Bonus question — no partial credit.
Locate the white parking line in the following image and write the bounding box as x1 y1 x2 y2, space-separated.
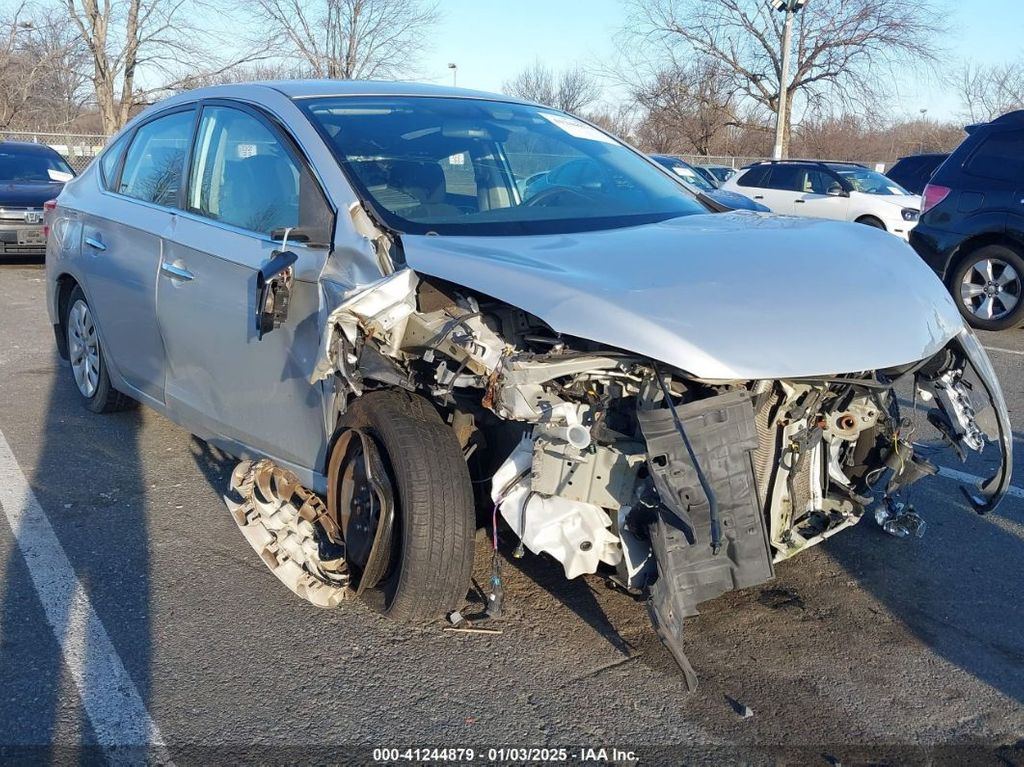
983 345 1024 356
0 430 169 753
936 465 1024 500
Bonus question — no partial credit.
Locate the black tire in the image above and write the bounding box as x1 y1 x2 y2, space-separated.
949 243 1024 331
64 286 134 413
331 390 475 622
856 215 886 230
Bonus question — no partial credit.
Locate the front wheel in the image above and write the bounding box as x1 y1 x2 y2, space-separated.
951 244 1024 331
64 287 133 413
327 391 475 622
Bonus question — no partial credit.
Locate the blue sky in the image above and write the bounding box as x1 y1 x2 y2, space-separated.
414 0 1024 121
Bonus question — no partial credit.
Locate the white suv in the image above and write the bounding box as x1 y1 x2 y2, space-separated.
721 161 922 239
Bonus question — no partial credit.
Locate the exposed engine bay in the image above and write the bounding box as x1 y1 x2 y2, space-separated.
287 265 1014 687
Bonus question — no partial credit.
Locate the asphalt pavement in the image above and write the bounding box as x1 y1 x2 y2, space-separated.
0 260 1022 764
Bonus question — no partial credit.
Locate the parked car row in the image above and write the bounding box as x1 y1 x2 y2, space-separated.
720 160 921 240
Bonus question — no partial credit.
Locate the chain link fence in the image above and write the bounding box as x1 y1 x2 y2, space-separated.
0 130 110 173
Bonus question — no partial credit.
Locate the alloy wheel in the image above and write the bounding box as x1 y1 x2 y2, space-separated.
959 257 1021 321
67 299 100 398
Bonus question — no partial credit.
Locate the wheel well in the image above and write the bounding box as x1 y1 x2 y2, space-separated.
947 234 1024 285
54 274 79 360
855 215 885 229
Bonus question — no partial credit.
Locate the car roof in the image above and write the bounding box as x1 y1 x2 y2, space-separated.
153 80 536 109
0 141 62 155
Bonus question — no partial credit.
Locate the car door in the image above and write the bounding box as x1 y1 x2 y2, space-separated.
156 102 335 474
78 107 196 403
756 165 807 214
793 168 851 221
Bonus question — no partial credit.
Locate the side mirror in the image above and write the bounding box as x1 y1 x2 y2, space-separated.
827 184 847 197
255 250 298 340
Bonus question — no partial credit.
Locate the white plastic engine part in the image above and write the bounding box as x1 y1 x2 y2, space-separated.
491 437 622 579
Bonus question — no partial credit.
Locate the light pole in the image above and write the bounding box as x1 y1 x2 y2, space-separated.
770 0 807 160
448 63 457 87
919 108 928 153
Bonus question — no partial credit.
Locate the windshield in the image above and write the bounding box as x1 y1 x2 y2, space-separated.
300 96 706 235
0 149 74 183
655 158 716 192
831 166 910 196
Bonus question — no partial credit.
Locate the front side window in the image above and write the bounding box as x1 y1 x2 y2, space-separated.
300 96 705 236
187 106 318 236
119 109 195 205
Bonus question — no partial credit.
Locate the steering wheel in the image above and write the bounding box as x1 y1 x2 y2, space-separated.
523 185 598 207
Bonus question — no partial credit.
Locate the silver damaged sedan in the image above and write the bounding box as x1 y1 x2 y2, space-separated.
45 82 1012 688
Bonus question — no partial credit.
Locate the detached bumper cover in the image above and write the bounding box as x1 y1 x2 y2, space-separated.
955 329 1013 513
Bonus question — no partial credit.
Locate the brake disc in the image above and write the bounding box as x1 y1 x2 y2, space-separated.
327 428 396 596
225 459 351 608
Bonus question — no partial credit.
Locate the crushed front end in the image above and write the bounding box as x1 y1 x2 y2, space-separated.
312 268 1012 688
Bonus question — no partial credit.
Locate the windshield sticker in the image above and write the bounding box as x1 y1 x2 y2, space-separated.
48 169 73 183
539 112 616 144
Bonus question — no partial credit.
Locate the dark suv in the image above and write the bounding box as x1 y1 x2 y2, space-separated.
910 111 1024 330
886 153 948 195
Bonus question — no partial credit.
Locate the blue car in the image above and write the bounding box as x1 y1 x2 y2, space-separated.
650 155 768 212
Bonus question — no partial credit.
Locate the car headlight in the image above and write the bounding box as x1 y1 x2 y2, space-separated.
901 208 919 222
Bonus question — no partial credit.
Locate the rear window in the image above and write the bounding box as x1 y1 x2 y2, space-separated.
965 129 1024 183
736 165 770 188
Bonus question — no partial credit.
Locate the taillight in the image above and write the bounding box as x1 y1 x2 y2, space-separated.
920 184 951 216
42 198 57 239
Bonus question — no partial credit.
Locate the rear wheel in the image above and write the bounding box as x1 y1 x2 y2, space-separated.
64 287 133 413
328 390 475 622
951 244 1024 330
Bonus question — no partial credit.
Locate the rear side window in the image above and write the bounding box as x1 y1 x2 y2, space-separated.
736 165 770 187
99 134 130 191
965 129 1024 183
765 165 804 191
118 109 195 206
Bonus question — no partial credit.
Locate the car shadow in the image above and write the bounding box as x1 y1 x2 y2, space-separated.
823 429 1024 704
0 354 154 757
491 527 637 658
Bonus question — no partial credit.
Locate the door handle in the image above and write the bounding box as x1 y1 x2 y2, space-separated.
794 199 805 204
84 236 106 251
753 195 764 199
160 262 194 281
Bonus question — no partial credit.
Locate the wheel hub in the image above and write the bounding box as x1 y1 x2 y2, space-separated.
960 257 1020 321
67 299 100 398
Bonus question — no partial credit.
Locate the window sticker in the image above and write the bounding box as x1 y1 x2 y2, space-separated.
48 169 73 182
538 112 616 144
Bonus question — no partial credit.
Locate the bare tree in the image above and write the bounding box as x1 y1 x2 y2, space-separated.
60 0 251 133
953 60 1024 124
251 0 438 80
0 3 74 129
503 60 602 116
624 0 945 157
631 57 739 154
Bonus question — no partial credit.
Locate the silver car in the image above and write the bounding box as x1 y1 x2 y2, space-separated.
45 81 1012 689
